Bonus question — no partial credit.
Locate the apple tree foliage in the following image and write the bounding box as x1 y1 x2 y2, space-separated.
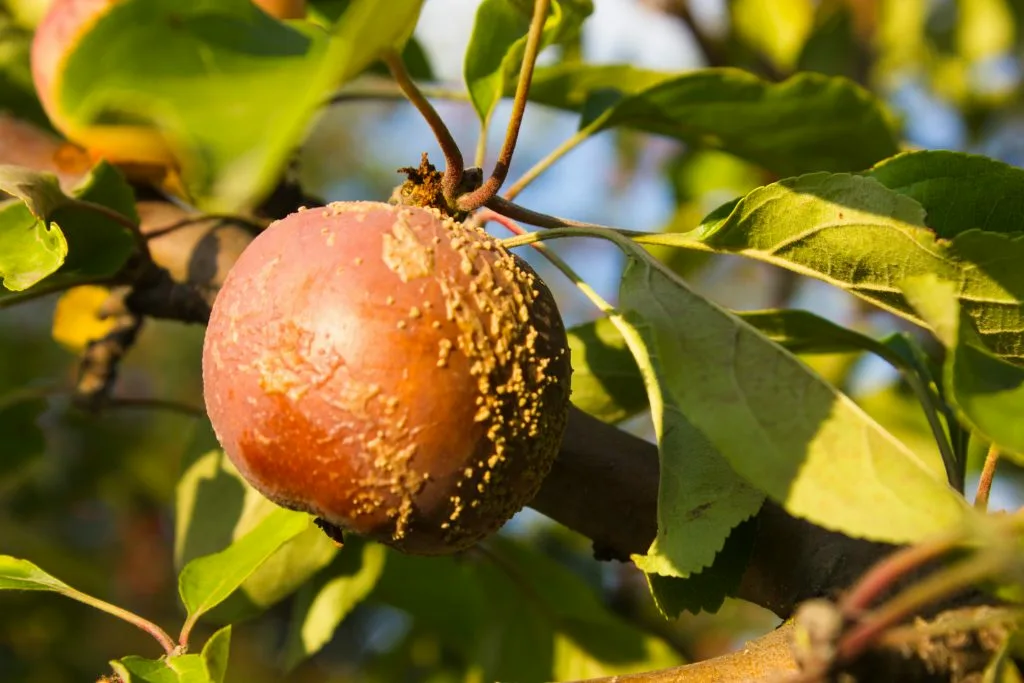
3 0 1024 681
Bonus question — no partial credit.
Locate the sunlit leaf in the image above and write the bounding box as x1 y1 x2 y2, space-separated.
464 0 592 123
178 507 312 623
645 517 758 617
522 64 899 175
640 171 1024 361
0 555 74 592
113 655 212 683
282 540 387 670
0 199 66 291
867 152 1024 238
630 402 764 579
56 0 424 211
175 445 339 624
566 307 937 425
903 276 1024 460
0 161 136 303
614 247 969 543
201 625 232 683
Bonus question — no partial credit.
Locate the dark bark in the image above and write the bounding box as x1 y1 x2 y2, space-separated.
534 407 897 619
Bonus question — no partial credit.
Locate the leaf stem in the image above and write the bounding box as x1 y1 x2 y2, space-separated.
479 209 614 321
901 370 962 493
503 125 593 201
60 585 176 655
975 444 1001 511
179 614 199 650
456 0 551 212
382 51 465 202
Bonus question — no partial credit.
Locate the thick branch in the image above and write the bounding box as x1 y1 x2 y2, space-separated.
536 407 897 618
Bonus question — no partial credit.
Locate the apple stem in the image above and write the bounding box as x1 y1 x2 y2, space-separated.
382 51 465 203
456 0 551 213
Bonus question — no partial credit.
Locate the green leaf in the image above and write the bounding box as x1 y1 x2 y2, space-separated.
178 507 312 624
0 200 66 292
374 539 679 680
175 447 339 623
522 65 899 176
903 276 1024 459
642 171 1024 361
645 516 758 617
0 555 75 592
567 306 950 423
566 316 647 423
480 538 682 680
58 0 424 211
0 161 136 302
630 403 764 579
282 540 387 671
0 554 147 629
731 0 815 70
615 249 968 544
867 151 1024 238
114 655 212 683
464 0 592 123
201 626 232 683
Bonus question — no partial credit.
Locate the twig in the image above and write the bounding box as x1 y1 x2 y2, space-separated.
975 444 1001 511
143 213 266 241
73 307 144 412
382 51 465 203
456 0 551 212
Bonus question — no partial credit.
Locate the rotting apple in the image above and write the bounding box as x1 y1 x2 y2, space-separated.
202 201 572 554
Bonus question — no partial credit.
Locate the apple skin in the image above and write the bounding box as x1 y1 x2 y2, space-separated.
202 202 572 555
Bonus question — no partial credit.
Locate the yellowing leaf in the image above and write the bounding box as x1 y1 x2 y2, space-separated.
51 285 116 352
